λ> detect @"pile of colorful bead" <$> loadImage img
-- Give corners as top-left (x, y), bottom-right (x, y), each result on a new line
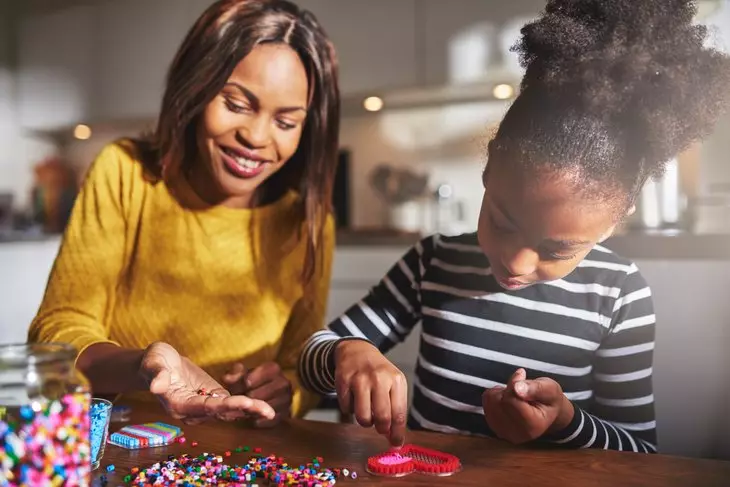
top-left (0, 392), bottom-right (91, 485)
top-left (195, 388), bottom-right (222, 398)
top-left (120, 451), bottom-right (351, 486)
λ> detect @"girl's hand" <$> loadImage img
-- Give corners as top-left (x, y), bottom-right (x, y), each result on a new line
top-left (139, 342), bottom-right (275, 424)
top-left (482, 368), bottom-right (574, 444)
top-left (334, 339), bottom-right (408, 448)
top-left (222, 361), bottom-right (293, 427)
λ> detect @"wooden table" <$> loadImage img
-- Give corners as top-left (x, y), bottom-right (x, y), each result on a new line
top-left (93, 402), bottom-right (730, 486)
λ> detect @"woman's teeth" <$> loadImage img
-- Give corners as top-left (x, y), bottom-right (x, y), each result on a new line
top-left (234, 156), bottom-right (261, 169)
top-left (223, 148), bottom-right (263, 168)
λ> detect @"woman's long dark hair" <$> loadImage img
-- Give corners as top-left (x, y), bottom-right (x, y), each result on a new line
top-left (136, 0), bottom-right (339, 283)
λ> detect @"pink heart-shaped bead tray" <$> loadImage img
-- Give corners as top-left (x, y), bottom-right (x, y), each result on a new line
top-left (366, 444), bottom-right (461, 477)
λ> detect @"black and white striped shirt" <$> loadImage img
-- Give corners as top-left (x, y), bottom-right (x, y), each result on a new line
top-left (299, 233), bottom-right (657, 453)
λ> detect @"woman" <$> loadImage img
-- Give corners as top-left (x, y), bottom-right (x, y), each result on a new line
top-left (299, 0), bottom-right (730, 450)
top-left (29, 0), bottom-right (340, 426)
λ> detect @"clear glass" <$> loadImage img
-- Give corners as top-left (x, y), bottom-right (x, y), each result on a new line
top-left (90, 397), bottom-right (112, 470)
top-left (0, 342), bottom-right (92, 485)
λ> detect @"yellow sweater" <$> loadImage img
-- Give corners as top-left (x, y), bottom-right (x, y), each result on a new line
top-left (28, 142), bottom-right (334, 417)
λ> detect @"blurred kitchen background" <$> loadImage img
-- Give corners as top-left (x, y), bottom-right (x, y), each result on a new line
top-left (1, 0), bottom-right (730, 460)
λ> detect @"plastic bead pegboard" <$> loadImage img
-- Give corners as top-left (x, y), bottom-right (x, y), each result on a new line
top-left (107, 422), bottom-right (183, 449)
top-left (366, 444), bottom-right (461, 477)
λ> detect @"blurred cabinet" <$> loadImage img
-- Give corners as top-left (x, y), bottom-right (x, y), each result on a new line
top-left (189, 0), bottom-right (419, 96)
top-left (17, 0), bottom-right (420, 130)
top-left (325, 287), bottom-right (365, 324)
top-left (17, 0), bottom-right (198, 129)
top-left (296, 0), bottom-right (418, 95)
top-left (17, 4), bottom-right (96, 130)
top-left (326, 247), bottom-right (401, 324)
top-left (420, 0), bottom-right (542, 86)
top-left (92, 0), bottom-right (200, 121)
top-left (0, 238), bottom-right (61, 345)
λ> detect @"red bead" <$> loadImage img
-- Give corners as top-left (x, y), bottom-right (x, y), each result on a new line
top-left (191, 441), bottom-right (198, 447)
top-left (254, 447), bottom-right (262, 453)
top-left (224, 451), bottom-right (231, 457)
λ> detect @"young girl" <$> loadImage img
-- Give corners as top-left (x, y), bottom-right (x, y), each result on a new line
top-left (29, 0), bottom-right (339, 426)
top-left (299, 0), bottom-right (730, 452)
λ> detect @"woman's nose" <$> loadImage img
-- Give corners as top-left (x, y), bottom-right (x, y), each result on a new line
top-left (238, 117), bottom-right (271, 148)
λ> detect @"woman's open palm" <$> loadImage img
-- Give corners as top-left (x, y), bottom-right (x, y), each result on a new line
top-left (140, 342), bottom-right (275, 424)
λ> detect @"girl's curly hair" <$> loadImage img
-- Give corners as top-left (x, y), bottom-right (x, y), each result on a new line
top-left (489, 0), bottom-right (730, 207)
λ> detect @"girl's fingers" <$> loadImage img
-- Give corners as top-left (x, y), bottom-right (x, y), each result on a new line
top-left (371, 385), bottom-right (392, 436)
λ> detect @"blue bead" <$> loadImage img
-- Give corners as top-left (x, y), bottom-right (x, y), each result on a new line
top-left (19, 406), bottom-right (33, 420)
top-left (106, 465), bottom-right (115, 472)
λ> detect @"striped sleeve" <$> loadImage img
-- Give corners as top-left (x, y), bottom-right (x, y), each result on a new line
top-left (298, 237), bottom-right (435, 395)
top-left (545, 265), bottom-right (657, 453)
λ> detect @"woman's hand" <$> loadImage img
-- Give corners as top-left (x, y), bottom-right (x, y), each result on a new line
top-left (482, 368), bottom-right (574, 444)
top-left (334, 339), bottom-right (408, 448)
top-left (222, 361), bottom-right (293, 427)
top-left (139, 342), bottom-right (275, 424)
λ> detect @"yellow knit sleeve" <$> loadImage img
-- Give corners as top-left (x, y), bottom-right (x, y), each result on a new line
top-left (278, 214), bottom-right (335, 418)
top-left (28, 143), bottom-right (133, 362)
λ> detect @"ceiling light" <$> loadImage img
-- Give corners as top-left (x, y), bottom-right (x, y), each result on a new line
top-left (363, 96), bottom-right (384, 112)
top-left (73, 124), bottom-right (92, 140)
top-left (492, 84), bottom-right (515, 100)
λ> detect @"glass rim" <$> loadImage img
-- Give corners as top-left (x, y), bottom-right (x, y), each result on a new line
top-left (0, 342), bottom-right (77, 367)
top-left (91, 397), bottom-right (113, 407)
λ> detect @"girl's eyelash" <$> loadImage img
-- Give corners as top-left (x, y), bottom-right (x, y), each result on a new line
top-left (489, 210), bottom-right (576, 260)
top-left (546, 252), bottom-right (577, 261)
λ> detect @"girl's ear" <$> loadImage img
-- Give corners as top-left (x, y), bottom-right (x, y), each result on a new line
top-left (481, 162), bottom-right (491, 189)
top-left (597, 204), bottom-right (635, 243)
top-left (598, 224), bottom-right (617, 243)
